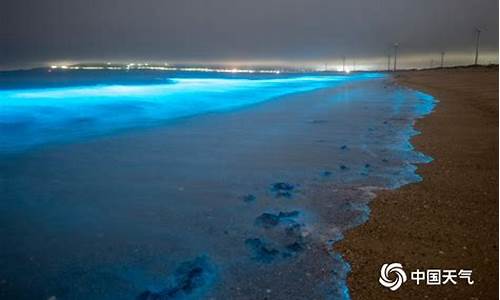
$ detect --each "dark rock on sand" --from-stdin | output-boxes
[255,211,300,228]
[285,223,304,238]
[137,256,216,300]
[242,194,256,203]
[249,209,308,261]
[322,170,332,177]
[245,238,280,263]
[278,211,300,218]
[271,182,296,198]
[255,213,280,228]
[272,182,294,191]
[285,241,305,253]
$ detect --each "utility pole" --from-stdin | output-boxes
[430,59,434,68]
[393,43,399,71]
[325,63,328,72]
[440,51,445,68]
[474,28,481,65]
[342,56,346,72]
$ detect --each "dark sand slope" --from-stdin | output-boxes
[336,67,499,299]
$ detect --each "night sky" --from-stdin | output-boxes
[1,0,498,69]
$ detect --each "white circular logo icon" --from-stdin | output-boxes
[379,263,407,291]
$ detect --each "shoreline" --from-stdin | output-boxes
[335,66,498,299]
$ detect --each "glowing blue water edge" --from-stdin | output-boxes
[0,71,436,299]
[1,73,381,153]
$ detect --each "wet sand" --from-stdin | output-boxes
[336,66,499,299]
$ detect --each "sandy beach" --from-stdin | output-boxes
[336,66,499,299]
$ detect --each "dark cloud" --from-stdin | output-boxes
[1,0,498,69]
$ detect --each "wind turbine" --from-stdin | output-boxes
[387,51,391,72]
[474,28,481,65]
[393,43,399,71]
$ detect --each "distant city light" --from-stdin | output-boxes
[47,63,284,74]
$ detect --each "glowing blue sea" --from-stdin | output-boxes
[0,70,435,299]
[0,72,382,153]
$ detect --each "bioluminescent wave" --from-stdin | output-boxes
[0,73,382,153]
